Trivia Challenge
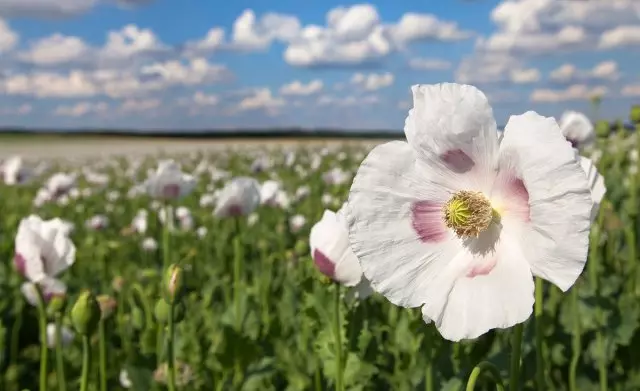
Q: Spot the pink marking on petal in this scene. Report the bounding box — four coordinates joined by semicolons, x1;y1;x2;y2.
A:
162;184;181;199
312;249;336;278
13;253;26;276
494;172;531;222
411;201;448;243
467;256;498;278
441;149;475;173
227;204;243;217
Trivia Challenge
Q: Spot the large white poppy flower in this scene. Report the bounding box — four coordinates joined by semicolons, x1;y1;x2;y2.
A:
347;83;593;341
145;160;196;200
214;177;261;218
14;215;76;284
559;111;595;149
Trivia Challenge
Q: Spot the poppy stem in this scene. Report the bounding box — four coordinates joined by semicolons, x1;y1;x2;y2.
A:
508;323;524;391
98;320;107;391
424;325;434;391
166;301;177;391
35;286;48;391
80;335;91;391
465;361;505;391
334;284;344;391
162;204;172;271
54;313;67;391
534;277;546;391
568;287;581;391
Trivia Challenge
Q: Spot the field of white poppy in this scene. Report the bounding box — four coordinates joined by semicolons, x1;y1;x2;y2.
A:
0;114;638;391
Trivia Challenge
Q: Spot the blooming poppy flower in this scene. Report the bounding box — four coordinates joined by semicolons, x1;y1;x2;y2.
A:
347;83;593;341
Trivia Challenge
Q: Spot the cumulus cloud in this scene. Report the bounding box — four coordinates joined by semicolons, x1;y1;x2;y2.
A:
236;88;284;115
509;67;540;84
599;25;640;49
408;58;451;70
54;101;108;117
0;18;17;52
0;57;230;98
1;103;32;115
549;61;620;83
530;84;608;103
351;72;394;91
622;84;640;97
480;0;640;55
0;0;154;18
455;54;523;84
283;4;471;67
17;34;88;65
317;94;379;107
119;98;160;113
280;80;323;96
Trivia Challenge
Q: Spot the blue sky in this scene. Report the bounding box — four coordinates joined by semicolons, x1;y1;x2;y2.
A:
0;0;639;130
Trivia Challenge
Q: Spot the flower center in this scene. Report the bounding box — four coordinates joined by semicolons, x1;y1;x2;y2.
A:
443;191;499;238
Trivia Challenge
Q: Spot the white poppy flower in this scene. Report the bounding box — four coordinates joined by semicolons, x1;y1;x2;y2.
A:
120;369;132;388
145;160;196;200
45;173;77;198
142;237;158;251
214;177;261;218
260;180;282;206
289;214;307;233
322;168;351;186
559;111;595;149
21;279;67;306
132;210;148;234
309;206;369;288
2;156;31;185
579;156;606;222
46;323;75;348
347;83;593;341
15;215;76;284
196;227;207;238
86;215;109;230
247;213;259;226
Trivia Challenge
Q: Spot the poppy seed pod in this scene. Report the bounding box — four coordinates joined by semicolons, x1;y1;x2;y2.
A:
163;264;185;303
71;291;101;336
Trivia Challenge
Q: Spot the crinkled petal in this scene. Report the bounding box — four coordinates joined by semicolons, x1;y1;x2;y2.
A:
499;111;592;291
579;156;606;222
405;83;499;188
347;141;462;308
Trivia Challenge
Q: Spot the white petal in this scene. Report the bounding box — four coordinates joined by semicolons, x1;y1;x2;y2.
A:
347;141;461;308
38;219;76;277
499;111;592;292
429;235;534;341
579;156;606;222
560;111;594;148
405;83;499;181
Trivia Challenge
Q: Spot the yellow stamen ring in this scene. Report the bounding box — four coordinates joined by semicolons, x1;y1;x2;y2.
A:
443;191;500;238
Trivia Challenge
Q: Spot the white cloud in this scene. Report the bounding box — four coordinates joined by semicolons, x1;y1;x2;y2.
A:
599;25;640;49
100;24;166;60
0;18;17;52
530;84;608;103
0;0;95;18
237;88;284;114
140;57;230;88
408;58;451;70
510;67;540;84
231;9;301;50
455;54;521;84
1;103;32;115
54;101;108;117
17;34;88;65
119;98;160;113
3;71;98;98
284;4;470;67
280;79;323;96
475;0;640;55
351;72;394;91
192;91;219;106
317;94;379;107
550;61;620;83
622;84;640;97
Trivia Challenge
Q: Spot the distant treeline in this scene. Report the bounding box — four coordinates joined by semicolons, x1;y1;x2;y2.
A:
0;127;404;140
0;122;635;139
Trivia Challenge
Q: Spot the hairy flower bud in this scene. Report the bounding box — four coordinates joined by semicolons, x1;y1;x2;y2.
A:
163;264;185;303
71;291;101;336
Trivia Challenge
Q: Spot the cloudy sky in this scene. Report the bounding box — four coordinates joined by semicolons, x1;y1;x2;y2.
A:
0;0;639;130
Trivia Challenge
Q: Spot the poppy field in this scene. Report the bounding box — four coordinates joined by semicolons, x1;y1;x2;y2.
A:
0;87;639;391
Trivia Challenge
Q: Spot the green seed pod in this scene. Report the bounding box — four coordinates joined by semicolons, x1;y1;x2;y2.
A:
70;291;101;336
154;299;186;325
163;264;185;303
294;240;309;256
46;295;67;317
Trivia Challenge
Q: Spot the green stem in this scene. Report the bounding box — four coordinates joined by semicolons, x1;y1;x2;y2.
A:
130;284;153;329
163;205;171;270
98;320;107;391
80;335;91;391
334;284;343;391
534;277;545;391
568;287;581;391
54;314;67;391
425;325;433;391
156;323;164;367
597;331;607;391
508;323;524;391
233;234;243;331
10;301;23;366
35;286;48;391
466;361;505;391
166;302;177;391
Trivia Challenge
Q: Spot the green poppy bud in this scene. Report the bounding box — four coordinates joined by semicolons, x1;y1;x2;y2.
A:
71;291;101;336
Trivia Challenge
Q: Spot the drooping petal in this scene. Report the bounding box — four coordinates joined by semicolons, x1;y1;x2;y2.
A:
347;141;464;308
424;233;534;341
498;111;592;292
40;218;76;277
579;156;606;222
559;111;594;148
405;83;500;185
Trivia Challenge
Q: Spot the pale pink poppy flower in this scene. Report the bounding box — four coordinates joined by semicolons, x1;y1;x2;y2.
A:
347;83;593;341
145;160;196;200
559;111;595;149
214;177;261;218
